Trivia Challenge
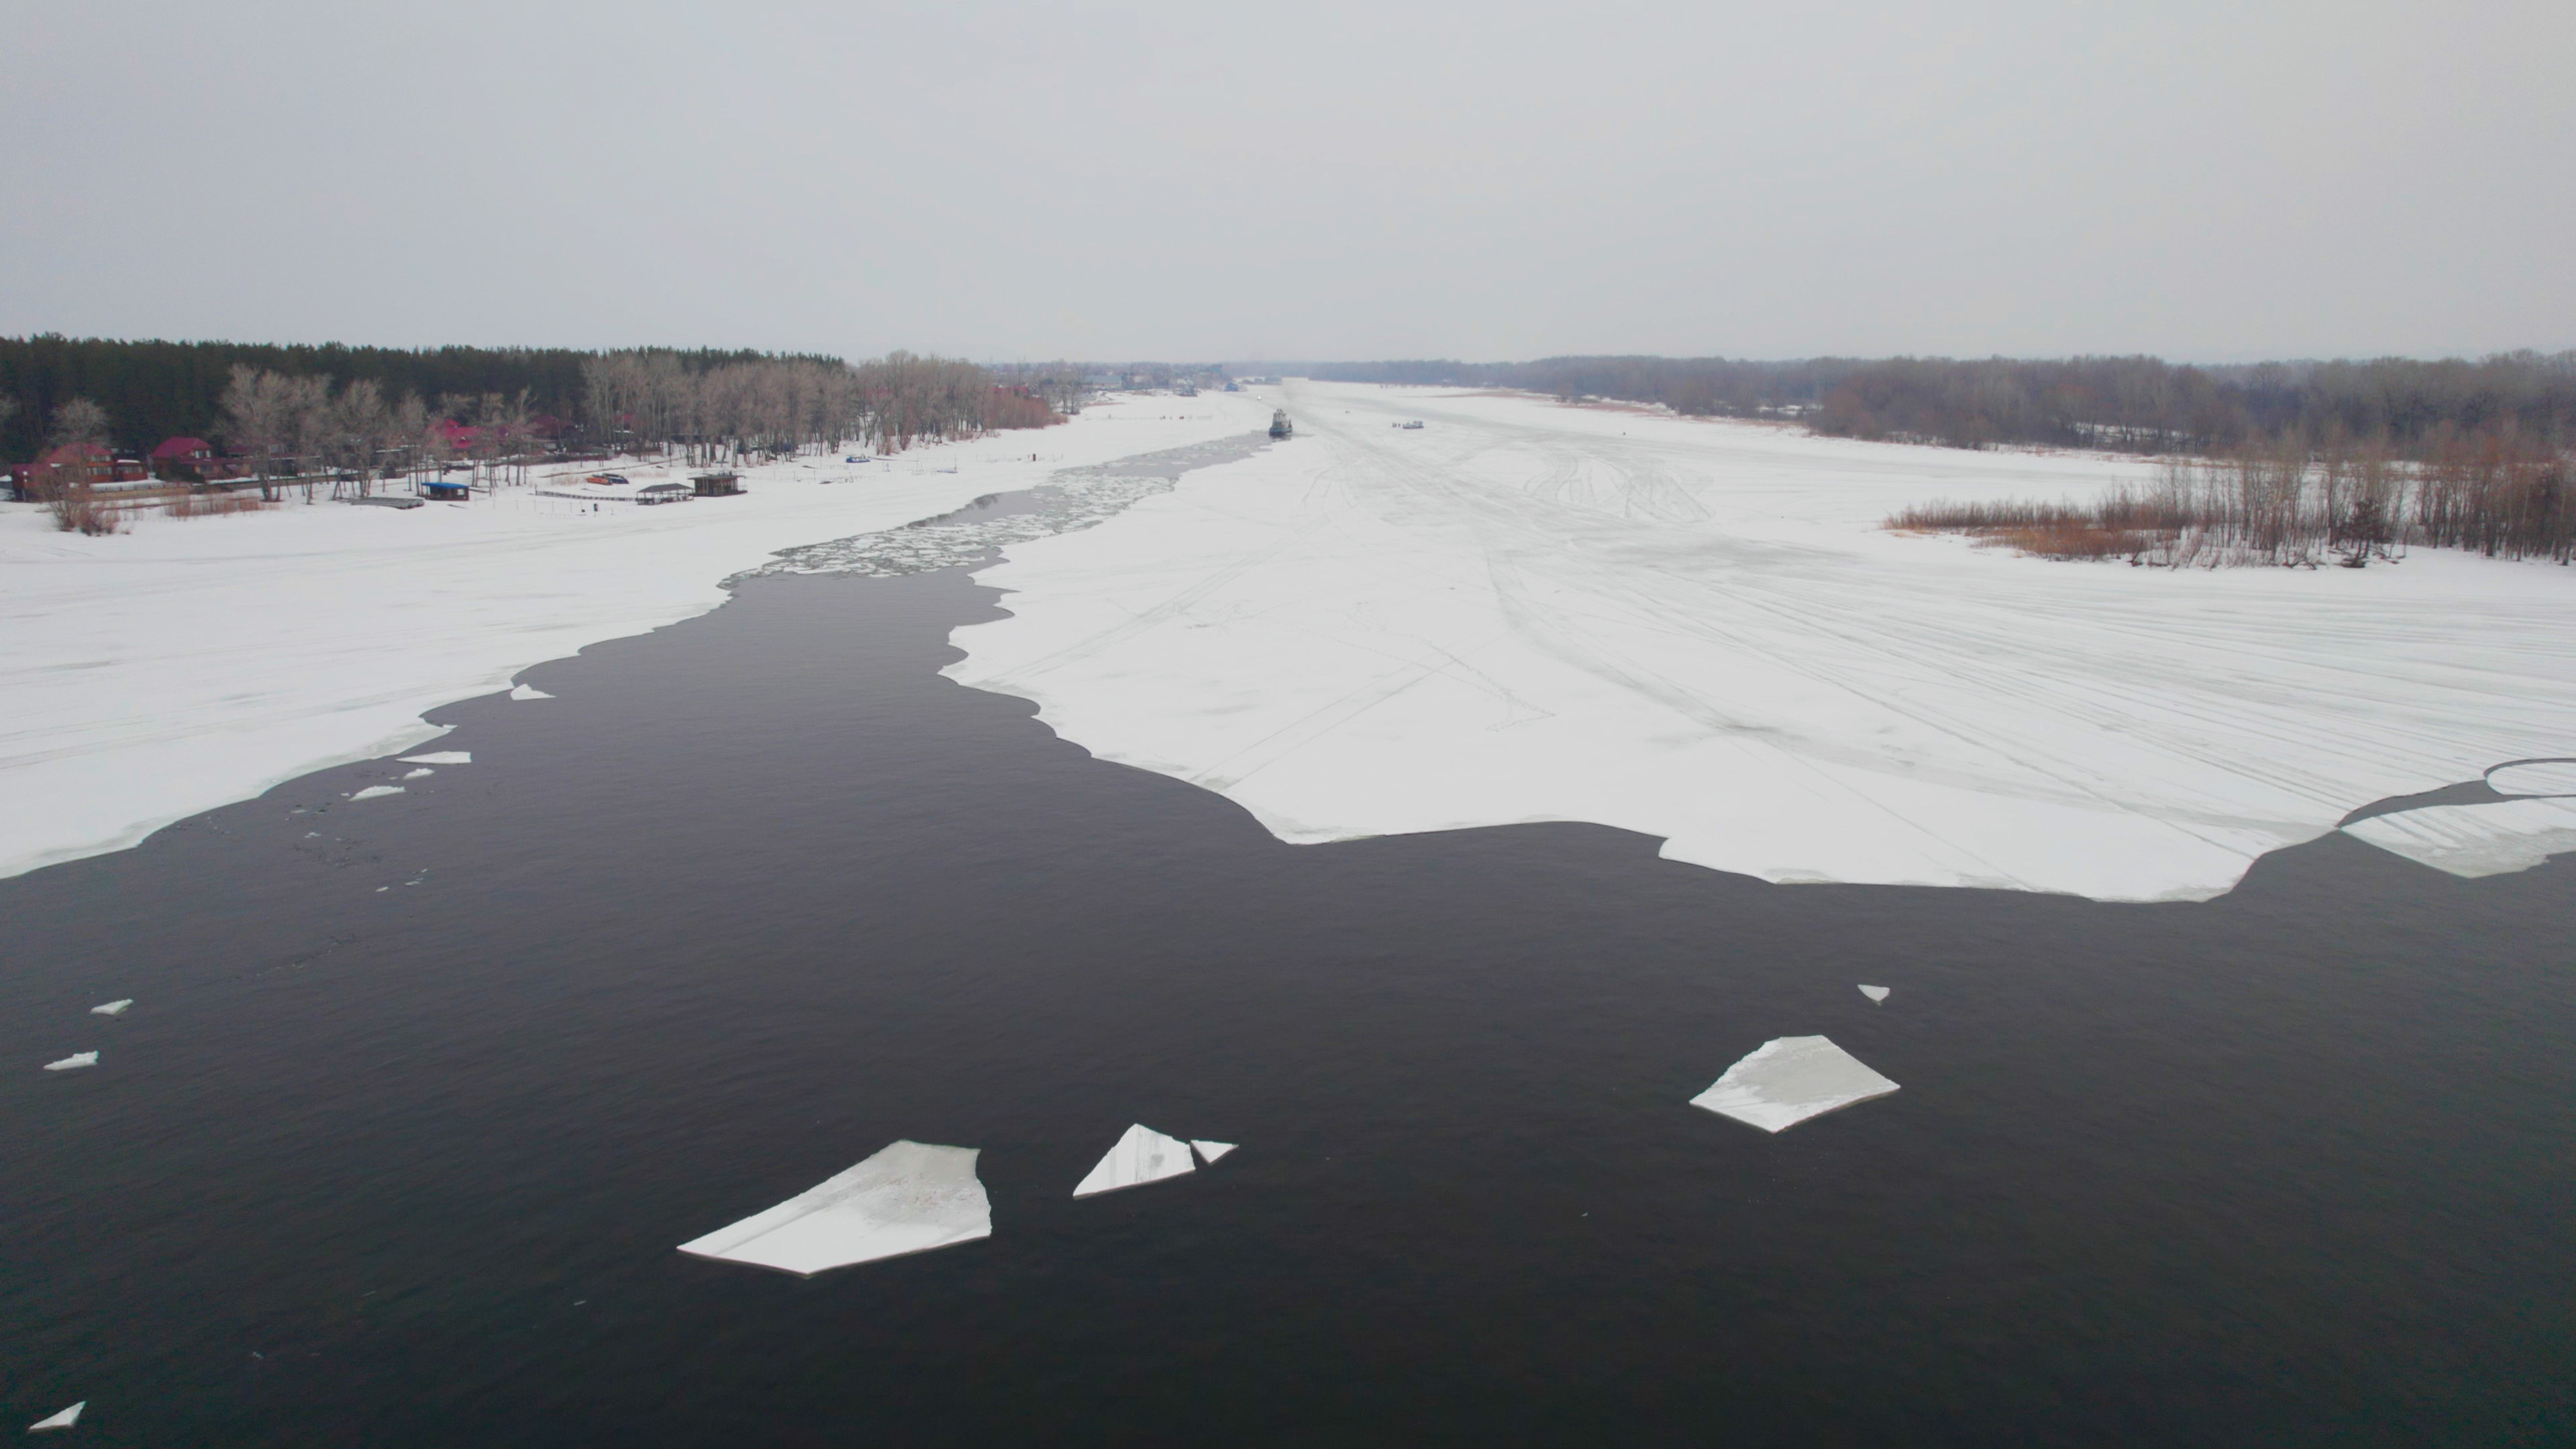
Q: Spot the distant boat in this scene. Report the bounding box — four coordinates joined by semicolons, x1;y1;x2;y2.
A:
1269;409;1293;440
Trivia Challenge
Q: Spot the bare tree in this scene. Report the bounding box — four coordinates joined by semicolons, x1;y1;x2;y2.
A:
47;396;111;451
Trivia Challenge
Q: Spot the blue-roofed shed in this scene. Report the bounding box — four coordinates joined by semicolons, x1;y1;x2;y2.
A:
421;479;470;501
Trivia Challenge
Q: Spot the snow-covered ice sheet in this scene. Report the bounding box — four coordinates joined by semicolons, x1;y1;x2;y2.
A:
1857;985;1890;1003
400;751;471;765
1072;1124;1196;1197
27;1402;83;1432
0;392;1274;881
677;1139;991;1276
2487;761;2576;797
1190;1139;1237;1164
44;1052;98;1071
948;382;2576;901
91;999;131;1016
1690;1036;1899;1132
2342;797;2576;878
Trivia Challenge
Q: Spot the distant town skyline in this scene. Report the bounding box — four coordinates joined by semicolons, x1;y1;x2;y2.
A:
3;0;2568;363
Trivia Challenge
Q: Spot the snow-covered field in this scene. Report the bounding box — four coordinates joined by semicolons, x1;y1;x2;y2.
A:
949;381;2576;901
0;391;1274;881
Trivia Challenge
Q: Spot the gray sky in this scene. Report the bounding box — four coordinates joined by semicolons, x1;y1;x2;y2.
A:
3;0;2568;362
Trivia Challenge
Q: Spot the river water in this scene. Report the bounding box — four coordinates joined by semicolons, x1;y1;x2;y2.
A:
4;451;2572;1446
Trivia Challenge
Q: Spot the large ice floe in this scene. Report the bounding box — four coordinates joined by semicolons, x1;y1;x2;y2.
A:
0;391;1274;881
947;381;2576;901
43;1052;98;1072
2342;798;2576;879
27;1402;83;1433
677;1140;992;1276
1691;1036;1900;1132
1072;1124;1198;1197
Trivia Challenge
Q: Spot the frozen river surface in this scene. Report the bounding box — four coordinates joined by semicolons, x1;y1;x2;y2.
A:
952;383;2576;900
5;553;2572;1445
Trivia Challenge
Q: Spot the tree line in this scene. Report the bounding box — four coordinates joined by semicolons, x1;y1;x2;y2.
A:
1303;352;2576;463
0;336;1075;468
3;338;1071;494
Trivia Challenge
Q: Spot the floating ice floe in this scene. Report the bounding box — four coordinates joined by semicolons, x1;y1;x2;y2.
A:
1073;1124;1196;1197
44;1052;99;1072
2342;797;2576;879
677;1140;990;1276
1690;1036;1899;1133
27;1402;83;1432
348;785;404;802
401;751;471;765
1857;985;1891;1003
91;999;132;1016
2486;761;2576;797
508;684;554;701
1190;1139;1237;1164
400;767;434;779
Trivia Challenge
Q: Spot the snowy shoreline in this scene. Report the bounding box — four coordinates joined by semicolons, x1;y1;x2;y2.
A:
948;381;2576;902
0;392;1276;881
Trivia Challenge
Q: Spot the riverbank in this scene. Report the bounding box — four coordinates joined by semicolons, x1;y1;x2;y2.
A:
0;391;1274;880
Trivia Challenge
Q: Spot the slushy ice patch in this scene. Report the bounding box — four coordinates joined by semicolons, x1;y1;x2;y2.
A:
738;434;1267;583
2342;797;2576;878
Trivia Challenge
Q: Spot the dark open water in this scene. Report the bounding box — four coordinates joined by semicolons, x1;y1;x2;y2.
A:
4;515;2573;1446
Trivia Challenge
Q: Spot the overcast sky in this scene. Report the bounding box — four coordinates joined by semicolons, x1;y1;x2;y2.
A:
3;0;2567;363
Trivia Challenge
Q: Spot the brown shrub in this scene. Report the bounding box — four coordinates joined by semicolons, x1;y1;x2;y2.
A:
50;490;122;535
167;488;268;520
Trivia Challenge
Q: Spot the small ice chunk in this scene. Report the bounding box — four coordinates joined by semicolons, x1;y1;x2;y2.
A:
1072;1124;1195;1197
401;767;434;779
2343;797;2576;878
677;1140;990;1276
44;1052;99;1072
1189;1139;1237;1164
91;999;132;1016
1857;985;1891;1003
2486;761;2576;797
401;751;471;765
348;785;404;802
509;684;553;700
1690;1035;1899;1133
27;1402;83;1432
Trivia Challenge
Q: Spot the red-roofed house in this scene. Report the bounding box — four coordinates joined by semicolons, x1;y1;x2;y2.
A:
5;443;144;499
149;436;242;481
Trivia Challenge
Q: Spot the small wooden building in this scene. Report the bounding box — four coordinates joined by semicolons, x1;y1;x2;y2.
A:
690;472;742;497
421;479;471;501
